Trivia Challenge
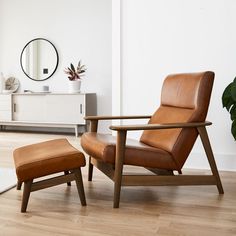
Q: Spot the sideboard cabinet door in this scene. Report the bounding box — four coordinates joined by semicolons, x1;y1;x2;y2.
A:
12;95;46;122
0;95;12;121
45;94;85;124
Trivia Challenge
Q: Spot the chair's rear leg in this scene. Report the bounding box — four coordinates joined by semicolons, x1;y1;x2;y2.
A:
64;171;71;186
88;156;93;181
197;126;224;194
113;130;127;208
74;168;87;206
21;180;33;213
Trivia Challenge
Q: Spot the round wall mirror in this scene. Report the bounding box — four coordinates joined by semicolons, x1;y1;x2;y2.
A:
20;38;59;81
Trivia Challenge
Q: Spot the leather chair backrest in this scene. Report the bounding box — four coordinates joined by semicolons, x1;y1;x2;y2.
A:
140;71;214;170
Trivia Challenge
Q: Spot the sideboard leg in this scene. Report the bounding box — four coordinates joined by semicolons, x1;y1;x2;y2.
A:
75;125;78;137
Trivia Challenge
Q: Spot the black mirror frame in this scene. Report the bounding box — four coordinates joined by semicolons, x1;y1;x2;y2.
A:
20;38;59;81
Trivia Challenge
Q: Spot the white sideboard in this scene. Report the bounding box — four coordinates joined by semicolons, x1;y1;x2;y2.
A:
0;93;96;136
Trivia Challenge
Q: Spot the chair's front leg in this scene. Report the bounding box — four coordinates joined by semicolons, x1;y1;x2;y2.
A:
87;120;98;181
88;156;93;181
113;130;127;208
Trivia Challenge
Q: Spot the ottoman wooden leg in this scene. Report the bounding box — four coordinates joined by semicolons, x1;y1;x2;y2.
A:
74;168;86;206
21;180;33;213
17;181;22;190
64;171;71;186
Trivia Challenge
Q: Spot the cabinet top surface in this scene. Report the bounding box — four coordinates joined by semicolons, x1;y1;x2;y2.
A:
0;92;96;95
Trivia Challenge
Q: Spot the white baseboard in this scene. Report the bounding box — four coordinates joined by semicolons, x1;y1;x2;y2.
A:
184;152;236;172
3;125;84;134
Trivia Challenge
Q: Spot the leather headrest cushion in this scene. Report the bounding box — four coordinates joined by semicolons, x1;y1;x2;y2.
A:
161;71;214;109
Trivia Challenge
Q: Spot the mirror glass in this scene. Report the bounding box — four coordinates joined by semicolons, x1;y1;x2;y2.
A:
20;38;59;81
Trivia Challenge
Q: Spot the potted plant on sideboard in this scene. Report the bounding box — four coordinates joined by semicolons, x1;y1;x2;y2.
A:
222;78;236;139
64;60;86;93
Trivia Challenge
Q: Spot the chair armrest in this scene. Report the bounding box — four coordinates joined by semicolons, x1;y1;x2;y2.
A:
84;115;152;121
109;121;212;131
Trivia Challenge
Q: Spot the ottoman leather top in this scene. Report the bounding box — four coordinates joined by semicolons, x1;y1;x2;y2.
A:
13;139;86;182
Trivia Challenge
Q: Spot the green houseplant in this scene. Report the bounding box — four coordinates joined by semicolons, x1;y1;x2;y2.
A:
222;78;236;139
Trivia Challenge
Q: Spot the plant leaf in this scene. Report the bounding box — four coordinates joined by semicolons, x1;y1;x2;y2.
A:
222;82;234;111
231;81;236;102
67;67;73;72
227;100;234;111
230;104;236;120
70;63;75;72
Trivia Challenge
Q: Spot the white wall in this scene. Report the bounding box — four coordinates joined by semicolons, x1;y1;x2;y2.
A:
118;0;236;171
0;0;112;132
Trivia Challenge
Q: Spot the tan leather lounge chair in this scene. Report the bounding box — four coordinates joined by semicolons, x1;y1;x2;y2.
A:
81;71;224;208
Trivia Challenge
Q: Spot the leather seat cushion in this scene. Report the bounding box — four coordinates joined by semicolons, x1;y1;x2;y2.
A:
13;139;86;182
81;133;178;170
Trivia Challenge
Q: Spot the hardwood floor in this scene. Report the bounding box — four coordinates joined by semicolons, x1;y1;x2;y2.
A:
0;131;236;235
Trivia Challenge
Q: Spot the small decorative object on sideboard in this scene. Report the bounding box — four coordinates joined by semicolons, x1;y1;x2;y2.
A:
39;85;50;93
64;60;86;93
222;77;236;139
3;77;20;94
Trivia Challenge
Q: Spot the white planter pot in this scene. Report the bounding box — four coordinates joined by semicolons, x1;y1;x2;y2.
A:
68;80;81;93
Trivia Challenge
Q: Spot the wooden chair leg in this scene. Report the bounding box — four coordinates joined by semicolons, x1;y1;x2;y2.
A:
17;181;22;190
197;126;224;194
74;168;86;206
113;130;127;208
88;156;93;181
64;171;71;186
88;119;98;182
21;180;33;213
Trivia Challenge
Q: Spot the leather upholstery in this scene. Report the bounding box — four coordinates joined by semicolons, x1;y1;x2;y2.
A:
81;133;177;170
13;139;86;182
140;71;214;169
81;71;214;171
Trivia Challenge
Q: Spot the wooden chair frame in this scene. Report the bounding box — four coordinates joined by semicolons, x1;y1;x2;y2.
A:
85;115;224;208
17;168;86;212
